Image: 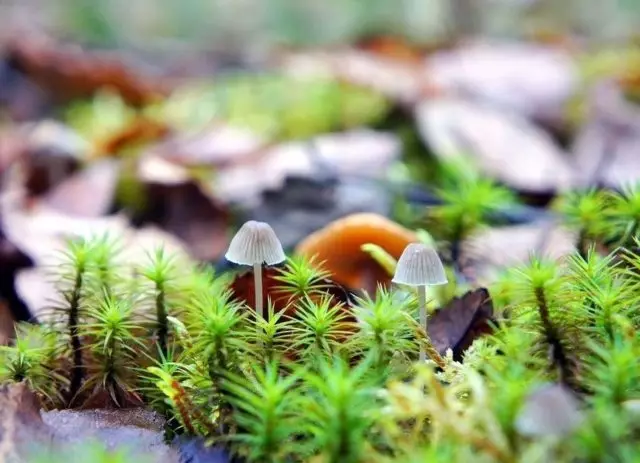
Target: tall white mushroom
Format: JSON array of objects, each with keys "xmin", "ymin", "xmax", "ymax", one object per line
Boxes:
[
  {"xmin": 225, "ymin": 220, "xmax": 286, "ymax": 321},
  {"xmin": 392, "ymin": 242, "xmax": 447, "ymax": 362}
]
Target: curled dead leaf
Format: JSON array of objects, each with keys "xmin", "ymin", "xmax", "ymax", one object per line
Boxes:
[
  {"xmin": 295, "ymin": 213, "xmax": 417, "ymax": 294},
  {"xmin": 42, "ymin": 159, "xmax": 120, "ymax": 217},
  {"xmin": 426, "ymin": 41, "xmax": 578, "ymax": 123},
  {"xmin": 3, "ymin": 34, "xmax": 168, "ymax": 106},
  {"xmin": 571, "ymin": 80, "xmax": 640, "ymax": 188},
  {"xmin": 461, "ymin": 221, "xmax": 577, "ymax": 285},
  {"xmin": 415, "ymin": 98, "xmax": 576, "ymax": 194},
  {"xmin": 427, "ymin": 287, "xmax": 495, "ymax": 361}
]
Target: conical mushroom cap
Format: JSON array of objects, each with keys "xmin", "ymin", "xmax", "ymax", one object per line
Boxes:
[
  {"xmin": 392, "ymin": 243, "xmax": 447, "ymax": 286},
  {"xmin": 225, "ymin": 220, "xmax": 286, "ymax": 266}
]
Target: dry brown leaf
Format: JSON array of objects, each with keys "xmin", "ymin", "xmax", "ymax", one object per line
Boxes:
[
  {"xmin": 4, "ymin": 34, "xmax": 168, "ymax": 106},
  {"xmin": 571, "ymin": 80, "xmax": 640, "ymax": 188},
  {"xmin": 427, "ymin": 287, "xmax": 495, "ymax": 360},
  {"xmin": 280, "ymin": 49, "xmax": 432, "ymax": 105},
  {"xmin": 426, "ymin": 41, "xmax": 578, "ymax": 122},
  {"xmin": 415, "ymin": 98, "xmax": 576, "ymax": 194},
  {"xmin": 42, "ymin": 159, "xmax": 120, "ymax": 217},
  {"xmin": 460, "ymin": 221, "xmax": 578, "ymax": 285},
  {"xmin": 211, "ymin": 129, "xmax": 400, "ymax": 206}
]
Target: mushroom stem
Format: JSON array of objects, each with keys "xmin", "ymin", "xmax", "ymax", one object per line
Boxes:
[
  {"xmin": 418, "ymin": 285, "xmax": 427, "ymax": 362},
  {"xmin": 253, "ymin": 262, "xmax": 264, "ymax": 321}
]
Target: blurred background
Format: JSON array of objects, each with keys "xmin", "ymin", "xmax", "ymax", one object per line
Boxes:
[
  {"xmin": 2, "ymin": 0, "xmax": 640, "ymax": 328},
  {"xmin": 3, "ymin": 0, "xmax": 640, "ymax": 51}
]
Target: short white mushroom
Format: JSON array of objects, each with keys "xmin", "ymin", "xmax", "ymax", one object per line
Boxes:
[
  {"xmin": 225, "ymin": 220, "xmax": 286, "ymax": 321},
  {"xmin": 392, "ymin": 242, "xmax": 447, "ymax": 362}
]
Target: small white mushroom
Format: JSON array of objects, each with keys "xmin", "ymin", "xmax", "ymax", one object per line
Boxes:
[
  {"xmin": 392, "ymin": 243, "xmax": 447, "ymax": 361},
  {"xmin": 225, "ymin": 220, "xmax": 286, "ymax": 321}
]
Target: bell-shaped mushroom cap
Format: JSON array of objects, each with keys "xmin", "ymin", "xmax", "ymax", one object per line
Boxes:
[
  {"xmin": 225, "ymin": 220, "xmax": 286, "ymax": 266},
  {"xmin": 295, "ymin": 213, "xmax": 418, "ymax": 291},
  {"xmin": 392, "ymin": 243, "xmax": 447, "ymax": 286}
]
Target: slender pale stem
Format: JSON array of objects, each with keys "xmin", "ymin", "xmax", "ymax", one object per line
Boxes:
[
  {"xmin": 253, "ymin": 263, "xmax": 264, "ymax": 319},
  {"xmin": 418, "ymin": 285, "xmax": 427, "ymax": 362},
  {"xmin": 253, "ymin": 263, "xmax": 264, "ymax": 349}
]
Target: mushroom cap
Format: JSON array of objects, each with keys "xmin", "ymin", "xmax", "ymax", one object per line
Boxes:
[
  {"xmin": 225, "ymin": 220, "xmax": 286, "ymax": 266},
  {"xmin": 295, "ymin": 213, "xmax": 418, "ymax": 290},
  {"xmin": 392, "ymin": 242, "xmax": 447, "ymax": 286}
]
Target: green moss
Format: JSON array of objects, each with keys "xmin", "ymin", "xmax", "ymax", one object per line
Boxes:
[{"xmin": 2, "ymin": 216, "xmax": 639, "ymax": 462}]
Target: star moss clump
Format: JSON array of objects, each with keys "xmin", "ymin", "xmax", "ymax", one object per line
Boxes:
[{"xmin": 1, "ymin": 208, "xmax": 639, "ymax": 462}]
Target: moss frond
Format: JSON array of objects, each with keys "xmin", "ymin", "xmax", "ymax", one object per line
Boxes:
[
  {"xmin": 298, "ymin": 356, "xmax": 380, "ymax": 463},
  {"xmin": 348, "ymin": 287, "xmax": 417, "ymax": 373},
  {"xmin": 605, "ymin": 182, "xmax": 640, "ymax": 247},
  {"xmin": 288, "ymin": 296, "xmax": 353, "ymax": 360},
  {"xmin": 222, "ymin": 360, "xmax": 303, "ymax": 462},
  {"xmin": 273, "ymin": 255, "xmax": 333, "ymax": 301},
  {"xmin": 139, "ymin": 247, "xmax": 182, "ymax": 357},
  {"xmin": 0, "ymin": 323, "xmax": 66, "ymax": 407},
  {"xmin": 79, "ymin": 294, "xmax": 146, "ymax": 406},
  {"xmin": 553, "ymin": 188, "xmax": 608, "ymax": 253}
]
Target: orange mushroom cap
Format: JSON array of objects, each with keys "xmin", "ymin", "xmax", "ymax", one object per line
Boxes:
[{"xmin": 294, "ymin": 213, "xmax": 418, "ymax": 292}]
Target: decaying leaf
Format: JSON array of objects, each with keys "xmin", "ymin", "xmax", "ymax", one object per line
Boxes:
[
  {"xmin": 426, "ymin": 41, "xmax": 578, "ymax": 123},
  {"xmin": 571, "ymin": 80, "xmax": 640, "ymax": 188},
  {"xmin": 15, "ymin": 120, "xmax": 88, "ymax": 198},
  {"xmin": 0, "ymin": 222, "xmax": 35, "ymax": 326},
  {"xmin": 133, "ymin": 182, "xmax": 230, "ymax": 261},
  {"xmin": 295, "ymin": 213, "xmax": 417, "ymax": 294},
  {"xmin": 427, "ymin": 287, "xmax": 495, "ymax": 360},
  {"xmin": 3, "ymin": 34, "xmax": 168, "ymax": 106},
  {"xmin": 280, "ymin": 48, "xmax": 433, "ymax": 105},
  {"xmin": 142, "ymin": 126, "xmax": 399, "ymax": 208},
  {"xmin": 250, "ymin": 175, "xmax": 393, "ymax": 251},
  {"xmin": 515, "ymin": 382, "xmax": 584, "ymax": 437},
  {"xmin": 210, "ymin": 129, "xmax": 400, "ymax": 206},
  {"xmin": 460, "ymin": 221, "xmax": 578, "ymax": 285},
  {"xmin": 0, "ymin": 302, "xmax": 15, "ymax": 345},
  {"xmin": 415, "ymin": 98, "xmax": 576, "ymax": 194},
  {"xmin": 42, "ymin": 159, "xmax": 120, "ymax": 217}
]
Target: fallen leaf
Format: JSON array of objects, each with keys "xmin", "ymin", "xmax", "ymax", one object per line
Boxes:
[
  {"xmin": 42, "ymin": 159, "xmax": 120, "ymax": 217},
  {"xmin": 98, "ymin": 117, "xmax": 171, "ymax": 156},
  {"xmin": 515, "ymin": 382, "xmax": 584, "ymax": 437},
  {"xmin": 0, "ymin": 221, "xmax": 36, "ymax": 326},
  {"xmin": 280, "ymin": 49, "xmax": 431, "ymax": 105},
  {"xmin": 461, "ymin": 220, "xmax": 578, "ymax": 285},
  {"xmin": 571, "ymin": 80, "xmax": 640, "ymax": 189},
  {"xmin": 0, "ymin": 301, "xmax": 15, "ymax": 345},
  {"xmin": 295, "ymin": 213, "xmax": 418, "ymax": 294},
  {"xmin": 427, "ymin": 287, "xmax": 495, "ymax": 361},
  {"xmin": 355, "ymin": 35, "xmax": 432, "ymax": 65},
  {"xmin": 250, "ymin": 175, "xmax": 393, "ymax": 251},
  {"xmin": 4, "ymin": 34, "xmax": 168, "ymax": 107},
  {"xmin": 16, "ymin": 120, "xmax": 88, "ymax": 198},
  {"xmin": 132, "ymin": 182, "xmax": 230, "ymax": 261},
  {"xmin": 415, "ymin": 97, "xmax": 576, "ymax": 194},
  {"xmin": 426, "ymin": 41, "xmax": 578, "ymax": 124},
  {"xmin": 211, "ymin": 129, "xmax": 401, "ymax": 207}
]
